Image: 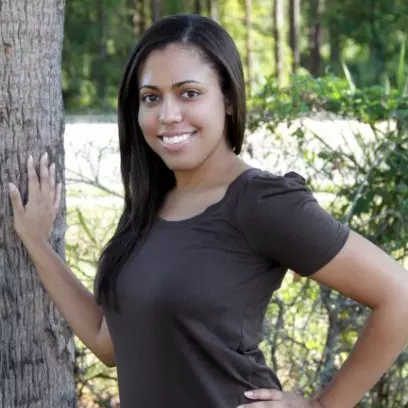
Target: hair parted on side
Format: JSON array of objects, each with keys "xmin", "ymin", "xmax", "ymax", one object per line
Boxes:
[{"xmin": 95, "ymin": 13, "xmax": 247, "ymax": 309}]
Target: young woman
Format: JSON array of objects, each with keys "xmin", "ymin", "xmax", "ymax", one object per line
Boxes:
[{"xmin": 8, "ymin": 13, "xmax": 408, "ymax": 408}]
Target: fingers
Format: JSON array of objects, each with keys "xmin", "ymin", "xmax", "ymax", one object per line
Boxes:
[
  {"xmin": 8, "ymin": 183, "xmax": 24, "ymax": 215},
  {"xmin": 40, "ymin": 152, "xmax": 50, "ymax": 196},
  {"xmin": 49, "ymin": 162, "xmax": 56, "ymax": 201},
  {"xmin": 27, "ymin": 152, "xmax": 58, "ymax": 201},
  {"xmin": 54, "ymin": 182, "xmax": 62, "ymax": 213},
  {"xmin": 245, "ymin": 389, "xmax": 284, "ymax": 401},
  {"xmin": 27, "ymin": 155, "xmax": 40, "ymax": 200},
  {"xmin": 237, "ymin": 389, "xmax": 284, "ymax": 408}
]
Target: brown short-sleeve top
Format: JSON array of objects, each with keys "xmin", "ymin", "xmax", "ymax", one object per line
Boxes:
[{"xmin": 103, "ymin": 168, "xmax": 349, "ymax": 408}]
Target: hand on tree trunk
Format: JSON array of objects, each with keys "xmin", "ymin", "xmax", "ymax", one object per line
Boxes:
[{"xmin": 9, "ymin": 152, "xmax": 61, "ymax": 246}]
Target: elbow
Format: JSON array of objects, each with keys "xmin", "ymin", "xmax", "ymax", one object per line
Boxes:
[
  {"xmin": 99, "ymin": 353, "xmax": 116, "ymax": 368},
  {"xmin": 94, "ymin": 345, "xmax": 116, "ymax": 367},
  {"xmin": 103, "ymin": 358, "xmax": 117, "ymax": 368}
]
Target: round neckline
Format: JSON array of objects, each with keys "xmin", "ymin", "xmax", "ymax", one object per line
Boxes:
[{"xmin": 155, "ymin": 167, "xmax": 259, "ymax": 229}]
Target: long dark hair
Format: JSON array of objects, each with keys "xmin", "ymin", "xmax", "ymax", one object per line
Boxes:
[{"xmin": 95, "ymin": 13, "xmax": 247, "ymax": 309}]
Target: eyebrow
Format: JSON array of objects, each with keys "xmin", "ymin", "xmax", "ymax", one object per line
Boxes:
[{"xmin": 139, "ymin": 80, "xmax": 203, "ymax": 91}]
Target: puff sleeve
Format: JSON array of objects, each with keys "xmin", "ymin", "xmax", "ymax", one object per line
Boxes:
[{"xmin": 237, "ymin": 171, "xmax": 350, "ymax": 276}]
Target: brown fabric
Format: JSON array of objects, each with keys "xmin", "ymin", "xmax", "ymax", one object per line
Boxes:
[{"xmin": 103, "ymin": 168, "xmax": 349, "ymax": 408}]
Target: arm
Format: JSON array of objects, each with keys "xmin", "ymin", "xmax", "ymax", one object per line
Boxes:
[
  {"xmin": 239, "ymin": 230, "xmax": 408, "ymax": 408},
  {"xmin": 311, "ymin": 230, "xmax": 408, "ymax": 408},
  {"xmin": 237, "ymin": 173, "xmax": 408, "ymax": 407},
  {"xmin": 9, "ymin": 153, "xmax": 115, "ymax": 367},
  {"xmin": 24, "ymin": 239, "xmax": 115, "ymax": 367}
]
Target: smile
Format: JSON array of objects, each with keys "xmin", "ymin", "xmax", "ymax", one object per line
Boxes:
[{"xmin": 158, "ymin": 131, "xmax": 197, "ymax": 151}]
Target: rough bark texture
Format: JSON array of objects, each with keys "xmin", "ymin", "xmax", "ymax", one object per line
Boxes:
[{"xmin": 0, "ymin": 1, "xmax": 76, "ymax": 407}]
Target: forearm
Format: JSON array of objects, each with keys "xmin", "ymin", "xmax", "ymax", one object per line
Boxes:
[
  {"xmin": 316, "ymin": 301, "xmax": 408, "ymax": 408},
  {"xmin": 23, "ymin": 239, "xmax": 105, "ymax": 358}
]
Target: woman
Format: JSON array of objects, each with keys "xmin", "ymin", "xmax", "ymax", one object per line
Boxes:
[{"xmin": 8, "ymin": 13, "xmax": 408, "ymax": 408}]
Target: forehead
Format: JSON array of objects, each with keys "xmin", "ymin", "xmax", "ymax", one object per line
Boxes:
[{"xmin": 138, "ymin": 44, "xmax": 217, "ymax": 87}]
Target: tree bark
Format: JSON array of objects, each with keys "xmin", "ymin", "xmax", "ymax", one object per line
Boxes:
[
  {"xmin": 0, "ymin": 1, "xmax": 75, "ymax": 407},
  {"xmin": 289, "ymin": 0, "xmax": 300, "ymax": 72},
  {"xmin": 244, "ymin": 0, "xmax": 253, "ymax": 96},
  {"xmin": 273, "ymin": 0, "xmax": 284, "ymax": 86}
]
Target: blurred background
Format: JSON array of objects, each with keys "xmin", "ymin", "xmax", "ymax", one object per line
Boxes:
[
  {"xmin": 62, "ymin": 1, "xmax": 408, "ymax": 407},
  {"xmin": 63, "ymin": 0, "xmax": 408, "ymax": 112}
]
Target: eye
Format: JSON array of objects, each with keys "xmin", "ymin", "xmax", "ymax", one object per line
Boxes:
[
  {"xmin": 141, "ymin": 94, "xmax": 159, "ymax": 104},
  {"xmin": 181, "ymin": 90, "xmax": 200, "ymax": 99}
]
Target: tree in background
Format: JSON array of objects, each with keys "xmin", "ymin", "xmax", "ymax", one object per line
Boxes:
[
  {"xmin": 151, "ymin": 0, "xmax": 162, "ymax": 22},
  {"xmin": 207, "ymin": 0, "xmax": 219, "ymax": 21},
  {"xmin": 0, "ymin": 0, "xmax": 75, "ymax": 407},
  {"xmin": 307, "ymin": 0, "xmax": 324, "ymax": 76},
  {"xmin": 60, "ymin": 0, "xmax": 408, "ymax": 112},
  {"xmin": 289, "ymin": 0, "xmax": 300, "ymax": 72},
  {"xmin": 244, "ymin": 0, "xmax": 253, "ymax": 95},
  {"xmin": 273, "ymin": 0, "xmax": 284, "ymax": 86}
]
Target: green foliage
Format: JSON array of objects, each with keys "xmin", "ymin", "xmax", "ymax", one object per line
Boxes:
[
  {"xmin": 66, "ymin": 201, "xmax": 122, "ymax": 406},
  {"xmin": 62, "ymin": 0, "xmax": 408, "ymax": 113},
  {"xmin": 248, "ymin": 67, "xmax": 408, "ymax": 406},
  {"xmin": 63, "ymin": 0, "xmax": 136, "ymax": 113}
]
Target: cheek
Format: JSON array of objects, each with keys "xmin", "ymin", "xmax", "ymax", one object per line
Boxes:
[
  {"xmin": 191, "ymin": 97, "xmax": 226, "ymax": 127},
  {"xmin": 138, "ymin": 108, "xmax": 158, "ymax": 136},
  {"xmin": 194, "ymin": 101, "xmax": 226, "ymax": 131}
]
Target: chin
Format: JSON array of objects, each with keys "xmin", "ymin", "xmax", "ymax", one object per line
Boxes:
[{"xmin": 162, "ymin": 156, "xmax": 203, "ymax": 172}]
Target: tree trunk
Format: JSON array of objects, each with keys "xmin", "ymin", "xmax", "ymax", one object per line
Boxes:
[
  {"xmin": 151, "ymin": 0, "xmax": 161, "ymax": 23},
  {"xmin": 0, "ymin": 1, "xmax": 75, "ymax": 407},
  {"xmin": 289, "ymin": 0, "xmax": 300, "ymax": 72},
  {"xmin": 128, "ymin": 0, "xmax": 147, "ymax": 37},
  {"xmin": 328, "ymin": 23, "xmax": 341, "ymax": 74},
  {"xmin": 97, "ymin": 0, "xmax": 107, "ymax": 107},
  {"xmin": 207, "ymin": 0, "xmax": 219, "ymax": 21},
  {"xmin": 308, "ymin": 0, "xmax": 324, "ymax": 76},
  {"xmin": 138, "ymin": 0, "xmax": 147, "ymax": 35},
  {"xmin": 273, "ymin": 0, "xmax": 284, "ymax": 86},
  {"xmin": 195, "ymin": 0, "xmax": 201, "ymax": 14},
  {"xmin": 244, "ymin": 0, "xmax": 253, "ymax": 96}
]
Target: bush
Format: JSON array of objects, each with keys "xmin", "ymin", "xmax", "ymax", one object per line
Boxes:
[{"xmin": 248, "ymin": 72, "xmax": 408, "ymax": 406}]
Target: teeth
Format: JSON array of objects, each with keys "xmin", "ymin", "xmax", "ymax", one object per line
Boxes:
[{"xmin": 162, "ymin": 133, "xmax": 193, "ymax": 144}]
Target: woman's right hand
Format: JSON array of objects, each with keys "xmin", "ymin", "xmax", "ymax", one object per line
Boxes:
[{"xmin": 9, "ymin": 152, "xmax": 61, "ymax": 246}]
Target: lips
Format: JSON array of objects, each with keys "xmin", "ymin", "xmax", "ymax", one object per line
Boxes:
[{"xmin": 158, "ymin": 131, "xmax": 197, "ymax": 151}]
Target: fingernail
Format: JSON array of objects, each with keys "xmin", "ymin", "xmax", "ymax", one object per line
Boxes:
[
  {"xmin": 244, "ymin": 391, "xmax": 254, "ymax": 397},
  {"xmin": 8, "ymin": 183, "xmax": 16, "ymax": 192},
  {"xmin": 44, "ymin": 152, "xmax": 48, "ymax": 160}
]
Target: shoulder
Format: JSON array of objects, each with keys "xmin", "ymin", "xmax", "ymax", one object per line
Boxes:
[
  {"xmin": 238, "ymin": 168, "xmax": 314, "ymax": 214},
  {"xmin": 235, "ymin": 168, "xmax": 349, "ymax": 276}
]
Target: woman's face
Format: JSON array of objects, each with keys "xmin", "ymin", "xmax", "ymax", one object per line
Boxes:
[{"xmin": 138, "ymin": 43, "xmax": 232, "ymax": 172}]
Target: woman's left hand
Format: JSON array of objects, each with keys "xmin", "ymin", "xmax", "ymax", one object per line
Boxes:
[{"xmin": 237, "ymin": 389, "xmax": 324, "ymax": 408}]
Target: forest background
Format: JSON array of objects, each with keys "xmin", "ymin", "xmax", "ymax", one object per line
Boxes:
[{"xmin": 42, "ymin": 0, "xmax": 408, "ymax": 406}]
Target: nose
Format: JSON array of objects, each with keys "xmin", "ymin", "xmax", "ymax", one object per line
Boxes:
[{"xmin": 159, "ymin": 95, "xmax": 182, "ymax": 125}]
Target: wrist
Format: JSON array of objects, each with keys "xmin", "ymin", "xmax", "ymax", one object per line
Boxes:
[
  {"xmin": 312, "ymin": 395, "xmax": 328, "ymax": 408},
  {"xmin": 22, "ymin": 236, "xmax": 51, "ymax": 254}
]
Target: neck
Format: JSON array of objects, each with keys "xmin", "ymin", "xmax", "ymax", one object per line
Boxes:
[{"xmin": 173, "ymin": 148, "xmax": 243, "ymax": 192}]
